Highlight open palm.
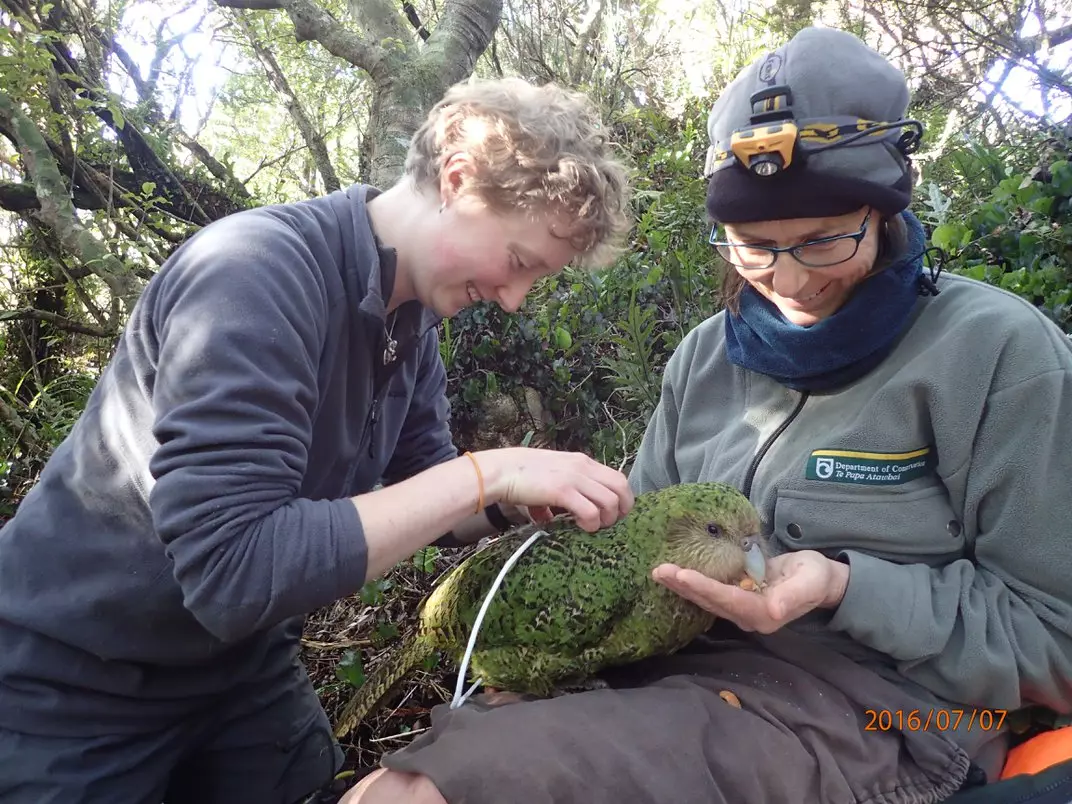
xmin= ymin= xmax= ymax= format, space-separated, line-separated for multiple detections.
xmin=652 ymin=549 xmax=849 ymax=634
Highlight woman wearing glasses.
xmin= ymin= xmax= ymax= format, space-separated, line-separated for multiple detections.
xmin=348 ymin=26 xmax=1072 ymax=804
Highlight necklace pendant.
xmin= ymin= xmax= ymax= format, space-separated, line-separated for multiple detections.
xmin=383 ymin=336 xmax=397 ymax=365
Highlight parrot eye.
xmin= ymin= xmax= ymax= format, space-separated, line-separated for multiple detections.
xmin=706 ymin=522 xmax=723 ymax=537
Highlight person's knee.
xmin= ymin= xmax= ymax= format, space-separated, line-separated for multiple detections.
xmin=340 ymin=768 xmax=447 ymax=804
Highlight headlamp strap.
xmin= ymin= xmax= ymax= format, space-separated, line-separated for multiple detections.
xmin=702 ymin=42 xmax=923 ymax=178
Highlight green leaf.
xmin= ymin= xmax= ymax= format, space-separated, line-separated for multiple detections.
xmin=358 ymin=578 xmax=391 ymax=605
xmin=1018 ymin=232 xmax=1041 ymax=260
xmin=107 ymin=100 xmax=125 ymax=130
xmin=1027 ymin=196 xmax=1054 ymax=215
xmin=412 ymin=546 xmax=438 ymax=574
xmin=931 ymin=222 xmax=970 ymax=253
xmin=141 ymin=182 xmax=156 ymax=196
xmin=375 ymin=622 xmax=400 ymax=642
xmin=553 ymin=326 xmax=572 ymax=350
xmin=1050 ymin=161 xmax=1072 ymax=197
xmin=335 ymin=649 xmax=366 ymax=689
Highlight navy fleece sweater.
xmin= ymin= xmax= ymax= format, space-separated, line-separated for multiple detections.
xmin=0 ymin=184 xmax=455 ymax=732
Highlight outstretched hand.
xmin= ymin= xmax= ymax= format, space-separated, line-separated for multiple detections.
xmin=478 ymin=448 xmax=634 ymax=532
xmin=652 ymin=550 xmax=850 ymax=633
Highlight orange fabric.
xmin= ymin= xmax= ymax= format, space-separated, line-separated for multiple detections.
xmin=1001 ymin=727 xmax=1072 ymax=780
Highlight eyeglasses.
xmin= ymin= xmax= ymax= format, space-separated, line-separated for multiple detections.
xmin=709 ymin=210 xmax=872 ymax=270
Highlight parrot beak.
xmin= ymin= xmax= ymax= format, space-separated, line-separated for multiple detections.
xmin=742 ymin=539 xmax=767 ymax=587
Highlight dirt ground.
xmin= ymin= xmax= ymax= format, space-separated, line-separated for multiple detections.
xmin=299 ymin=548 xmax=473 ymax=773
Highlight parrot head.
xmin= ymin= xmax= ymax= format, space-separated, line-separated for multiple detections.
xmin=651 ymin=482 xmax=768 ymax=587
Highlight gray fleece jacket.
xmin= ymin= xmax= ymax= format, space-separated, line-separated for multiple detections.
xmin=629 ymin=272 xmax=1072 ymax=765
xmin=0 ymin=184 xmax=456 ymax=734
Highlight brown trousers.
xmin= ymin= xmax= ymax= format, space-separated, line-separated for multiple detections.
xmin=383 ymin=629 xmax=975 ymax=804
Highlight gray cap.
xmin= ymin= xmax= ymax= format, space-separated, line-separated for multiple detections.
xmin=705 ymin=27 xmax=918 ymax=223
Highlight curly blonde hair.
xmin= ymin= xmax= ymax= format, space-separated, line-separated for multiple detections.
xmin=405 ymin=77 xmax=632 ymax=268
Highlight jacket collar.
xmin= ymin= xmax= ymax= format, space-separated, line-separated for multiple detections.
xmin=340 ymin=183 xmax=442 ymax=350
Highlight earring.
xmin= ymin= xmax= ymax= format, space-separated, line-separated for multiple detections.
xmin=439 ymin=203 xmax=445 ymax=214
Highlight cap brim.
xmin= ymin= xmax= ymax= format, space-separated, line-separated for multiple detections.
xmin=706 ymin=162 xmax=912 ymax=224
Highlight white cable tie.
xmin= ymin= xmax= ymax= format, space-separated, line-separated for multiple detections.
xmin=450 ymin=529 xmax=548 ymax=709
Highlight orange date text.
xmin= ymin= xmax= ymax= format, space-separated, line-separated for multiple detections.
xmin=863 ymin=708 xmax=1007 ymax=732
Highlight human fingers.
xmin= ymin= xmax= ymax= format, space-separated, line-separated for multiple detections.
xmin=764 ymin=552 xmax=836 ymax=617
xmin=574 ymin=456 xmax=635 ymax=517
xmin=553 ymin=468 xmax=640 ymax=530
xmin=552 ymin=474 xmax=637 ymax=531
xmin=568 ymin=471 xmax=631 ymax=529
xmin=482 ymin=448 xmax=632 ymax=527
xmin=654 ymin=554 xmax=829 ymax=632
xmin=552 ymin=486 xmax=603 ymax=531
xmin=538 ymin=451 xmax=632 ymax=515
xmin=652 ymin=565 xmax=778 ymax=631
xmin=525 ymin=505 xmax=555 ymax=524
xmin=651 ymin=564 xmax=735 ymax=618
xmin=526 ymin=449 xmax=633 ymax=519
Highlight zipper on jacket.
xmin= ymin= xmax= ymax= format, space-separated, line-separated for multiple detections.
xmin=367 ymin=403 xmax=380 ymax=459
xmin=742 ymin=391 xmax=810 ymax=499
xmin=361 ymin=306 xmax=438 ymax=462
xmin=363 ymin=383 xmax=393 ymax=461
xmin=363 ymin=338 xmax=419 ymax=460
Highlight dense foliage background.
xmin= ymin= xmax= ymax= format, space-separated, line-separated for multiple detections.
xmin=2 ymin=0 xmax=1070 ymax=775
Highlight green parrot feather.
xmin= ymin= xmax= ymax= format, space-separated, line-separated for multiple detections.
xmin=334 ymin=481 xmax=765 ymax=738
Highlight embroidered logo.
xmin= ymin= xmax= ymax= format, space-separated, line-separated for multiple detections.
xmin=758 ymin=53 xmax=783 ymax=84
xmin=806 ymin=447 xmax=936 ymax=485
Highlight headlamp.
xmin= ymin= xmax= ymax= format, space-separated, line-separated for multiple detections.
xmin=704 ymin=85 xmax=924 ymax=180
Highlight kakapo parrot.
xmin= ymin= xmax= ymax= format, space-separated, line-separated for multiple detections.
xmin=333 ymin=481 xmax=767 ymax=738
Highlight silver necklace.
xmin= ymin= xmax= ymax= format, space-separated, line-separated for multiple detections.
xmin=383 ymin=312 xmax=399 ymax=365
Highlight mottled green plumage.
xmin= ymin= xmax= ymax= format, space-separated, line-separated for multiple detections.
xmin=334 ymin=482 xmax=764 ymax=738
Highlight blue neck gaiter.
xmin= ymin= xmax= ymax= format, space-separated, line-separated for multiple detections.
xmin=724 ymin=210 xmax=932 ymax=392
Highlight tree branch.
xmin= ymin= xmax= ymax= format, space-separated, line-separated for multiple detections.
xmin=108 ymin=31 xmax=153 ymax=100
xmin=2 ymin=110 xmax=242 ymax=225
xmin=83 ymin=25 xmax=255 ymax=204
xmin=234 ymin=13 xmax=341 ymax=192
xmin=489 ymin=34 xmax=504 ymax=76
xmin=242 ymin=142 xmax=308 ymax=185
xmin=214 ymin=0 xmax=282 ymax=8
xmin=175 ymin=133 xmax=254 ymax=199
xmin=402 ymin=1 xmax=431 ymax=41
xmin=569 ymin=0 xmax=606 ymax=87
xmin=217 ymin=0 xmax=390 ymax=79
xmin=0 ymin=181 xmax=102 ymax=212
xmin=1011 ymin=22 xmax=1072 ymax=57
xmin=0 ymin=308 xmax=116 ymax=337
xmin=0 ymin=395 xmax=42 ymax=452
xmin=0 ymin=91 xmax=143 ymax=314
xmin=27 ymin=218 xmax=116 ymax=328
xmin=42 ymin=36 xmax=211 ymax=226
xmin=421 ymin=0 xmax=503 ymax=85
xmin=0 ymin=161 xmax=238 ymax=227
xmin=346 ymin=0 xmax=413 ymax=51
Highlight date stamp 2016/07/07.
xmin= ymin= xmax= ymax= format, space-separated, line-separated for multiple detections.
xmin=864 ymin=708 xmax=1008 ymax=733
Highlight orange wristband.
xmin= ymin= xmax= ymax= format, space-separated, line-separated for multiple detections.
xmin=464 ymin=451 xmax=484 ymax=515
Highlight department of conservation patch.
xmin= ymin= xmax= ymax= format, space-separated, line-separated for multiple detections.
xmin=805 ymin=446 xmax=936 ymax=485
